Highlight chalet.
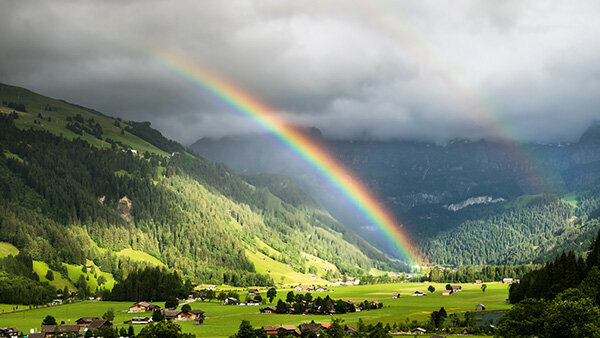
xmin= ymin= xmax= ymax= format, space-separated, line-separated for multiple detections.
xmin=41 ymin=324 xmax=81 ymax=336
xmin=392 ymin=293 xmax=400 ymax=298
xmin=503 ymin=278 xmax=514 ymax=284
xmin=262 ymin=325 xmax=299 ymax=336
xmin=451 ymin=285 xmax=462 ymax=292
xmin=295 ymin=285 xmax=314 ymax=292
xmin=476 ymin=304 xmax=486 ymax=311
xmin=51 ymin=299 xmax=63 ymax=306
xmin=131 ymin=317 xmax=151 ymax=324
xmin=244 ymin=299 xmax=260 ymax=306
xmin=248 ymin=288 xmax=260 ymax=296
xmin=75 ymin=317 xmax=102 ymax=327
xmin=299 ymin=322 xmax=330 ymax=333
xmin=412 ymin=291 xmax=425 ymax=296
xmin=128 ymin=301 xmax=160 ymax=313
xmin=0 ymin=327 xmax=19 ymax=338
xmin=260 ymin=306 xmax=276 ymax=314
xmin=315 ymin=287 xmax=329 ymax=292
xmin=474 ymin=280 xmax=482 ymax=284
xmin=181 ymin=309 xmax=205 ymax=321
xmin=88 ymin=319 xmax=112 ymax=331
xmin=200 ymin=285 xmax=216 ymax=290
xmin=442 ymin=290 xmax=452 ymax=296
xmin=411 ymin=327 xmax=427 ymax=335
xmin=223 ymin=297 xmax=239 ymax=305
xmin=162 ymin=309 xmax=183 ymax=321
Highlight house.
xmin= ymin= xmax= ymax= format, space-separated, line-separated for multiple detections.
xmin=27 ymin=333 xmax=44 ymax=338
xmin=392 ymin=293 xmax=400 ymax=298
xmin=75 ymin=317 xmax=102 ymax=327
xmin=315 ymin=287 xmax=329 ymax=292
xmin=503 ymin=278 xmax=514 ymax=284
xmin=0 ymin=327 xmax=19 ymax=338
xmin=260 ymin=306 xmax=276 ymax=314
xmin=474 ymin=280 xmax=482 ymax=284
xmin=262 ymin=325 xmax=299 ymax=336
xmin=295 ymin=285 xmax=315 ymax=292
xmin=451 ymin=285 xmax=462 ymax=292
xmin=131 ymin=317 xmax=151 ymax=324
xmin=181 ymin=310 xmax=205 ymax=321
xmin=442 ymin=290 xmax=452 ymax=296
xmin=162 ymin=309 xmax=183 ymax=321
xmin=128 ymin=301 xmax=160 ymax=313
xmin=88 ymin=319 xmax=112 ymax=331
xmin=412 ymin=291 xmax=425 ymax=296
xmin=248 ymin=288 xmax=260 ymax=296
xmin=200 ymin=285 xmax=216 ymax=290
xmin=223 ymin=297 xmax=239 ymax=305
xmin=41 ymin=324 xmax=81 ymax=336
xmin=411 ymin=327 xmax=427 ymax=335
xmin=299 ymin=322 xmax=329 ymax=333
xmin=51 ymin=299 xmax=63 ymax=306
xmin=476 ymin=304 xmax=486 ymax=311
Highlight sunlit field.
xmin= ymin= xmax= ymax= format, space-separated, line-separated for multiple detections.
xmin=0 ymin=282 xmax=510 ymax=337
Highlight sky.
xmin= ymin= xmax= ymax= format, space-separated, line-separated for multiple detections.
xmin=1 ymin=1 xmax=599 ymax=144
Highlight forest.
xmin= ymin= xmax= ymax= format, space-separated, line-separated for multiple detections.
xmin=0 ymin=109 xmax=396 ymax=295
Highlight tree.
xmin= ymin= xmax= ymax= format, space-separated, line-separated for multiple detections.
xmin=217 ymin=292 xmax=226 ymax=302
xmin=325 ymin=319 xmax=345 ymax=338
xmin=275 ymin=299 xmax=289 ymax=314
xmin=45 ymin=270 xmax=54 ymax=281
xmin=128 ymin=325 xmax=135 ymax=338
xmin=165 ymin=296 xmax=179 ymax=309
xmin=181 ymin=304 xmax=191 ymax=312
xmin=151 ymin=309 xmax=164 ymax=322
xmin=231 ymin=320 xmax=256 ymax=338
xmin=267 ymin=287 xmax=277 ymax=303
xmin=481 ymin=284 xmax=487 ymax=293
xmin=286 ymin=291 xmax=294 ymax=303
xmin=137 ymin=321 xmax=194 ymax=338
xmin=445 ymin=283 xmax=452 ymax=290
xmin=102 ymin=307 xmax=115 ymax=321
xmin=119 ymin=327 xmax=127 ymax=336
xmin=428 ymin=285 xmax=435 ymax=293
xmin=42 ymin=315 xmax=57 ymax=326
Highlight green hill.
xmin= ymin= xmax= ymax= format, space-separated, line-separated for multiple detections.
xmin=0 ymin=83 xmax=401 ymax=303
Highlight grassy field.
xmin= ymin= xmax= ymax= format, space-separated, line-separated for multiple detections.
xmin=115 ymin=248 xmax=165 ymax=267
xmin=245 ymin=248 xmax=329 ymax=285
xmin=0 ymin=83 xmax=169 ymax=157
xmin=33 ymin=261 xmax=74 ymax=291
xmin=0 ymin=282 xmax=510 ymax=337
xmin=0 ymin=242 xmax=19 ymax=258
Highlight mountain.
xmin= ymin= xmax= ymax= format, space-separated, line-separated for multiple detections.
xmin=190 ymin=124 xmax=600 ymax=264
xmin=0 ymin=83 xmax=403 ymax=300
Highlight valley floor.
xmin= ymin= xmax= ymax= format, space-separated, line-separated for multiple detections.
xmin=0 ymin=282 xmax=510 ymax=337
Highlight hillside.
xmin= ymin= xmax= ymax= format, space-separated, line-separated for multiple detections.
xmin=0 ymin=83 xmax=402 ymax=302
xmin=191 ymin=124 xmax=600 ymax=264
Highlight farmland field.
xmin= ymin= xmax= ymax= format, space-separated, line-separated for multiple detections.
xmin=0 ymin=282 xmax=510 ymax=337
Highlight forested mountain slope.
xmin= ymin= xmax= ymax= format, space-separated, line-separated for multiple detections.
xmin=0 ymin=83 xmax=401 ymax=295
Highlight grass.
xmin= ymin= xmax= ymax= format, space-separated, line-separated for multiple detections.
xmin=64 ymin=261 xmax=116 ymax=292
xmin=0 ymin=83 xmax=168 ymax=157
xmin=33 ymin=261 xmax=74 ymax=291
xmin=0 ymin=282 xmax=509 ymax=337
xmin=175 ymin=282 xmax=511 ymax=337
xmin=115 ymin=248 xmax=165 ymax=267
xmin=0 ymin=242 xmax=19 ymax=258
xmin=245 ymin=248 xmax=329 ymax=285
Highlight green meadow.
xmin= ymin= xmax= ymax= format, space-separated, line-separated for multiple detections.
xmin=0 ymin=282 xmax=510 ymax=337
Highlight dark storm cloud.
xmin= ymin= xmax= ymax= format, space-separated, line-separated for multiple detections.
xmin=1 ymin=0 xmax=599 ymax=144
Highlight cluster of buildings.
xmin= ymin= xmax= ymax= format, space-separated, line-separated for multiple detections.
xmin=127 ymin=301 xmax=205 ymax=324
xmin=262 ymin=322 xmax=355 ymax=336
xmin=21 ymin=317 xmax=112 ymax=338
xmin=293 ymin=285 xmax=329 ymax=292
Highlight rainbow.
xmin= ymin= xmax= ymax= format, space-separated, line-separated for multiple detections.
xmin=153 ymin=51 xmax=422 ymax=266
